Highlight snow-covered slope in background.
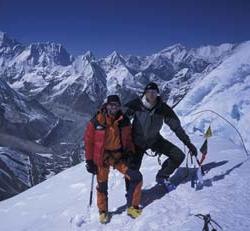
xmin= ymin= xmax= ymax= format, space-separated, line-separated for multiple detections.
xmin=0 ymin=135 xmax=249 ymax=231
xmin=177 ymin=41 xmax=250 ymax=150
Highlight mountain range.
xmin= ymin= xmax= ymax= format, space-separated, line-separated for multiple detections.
xmin=0 ymin=31 xmax=249 ymax=200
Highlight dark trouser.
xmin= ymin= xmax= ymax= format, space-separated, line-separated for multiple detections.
xmin=126 ymin=135 xmax=185 ymax=190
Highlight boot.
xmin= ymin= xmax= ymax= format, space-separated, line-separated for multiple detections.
xmin=127 ymin=206 xmax=142 ymax=218
xmin=99 ymin=212 xmax=109 ymax=224
xmin=156 ymin=175 xmax=176 ymax=192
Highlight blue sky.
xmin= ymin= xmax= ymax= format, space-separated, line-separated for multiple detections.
xmin=0 ymin=0 xmax=250 ymax=57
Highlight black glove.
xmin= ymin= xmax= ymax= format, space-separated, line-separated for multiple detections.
xmin=187 ymin=142 xmax=198 ymax=157
xmin=85 ymin=160 xmax=97 ymax=174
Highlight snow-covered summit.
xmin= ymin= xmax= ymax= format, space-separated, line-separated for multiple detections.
xmin=0 ymin=31 xmax=24 ymax=61
xmin=104 ymin=51 xmax=126 ymax=66
xmin=22 ymin=42 xmax=73 ymax=67
xmin=158 ymin=43 xmax=187 ymax=62
xmin=0 ymin=31 xmax=18 ymax=47
xmin=0 ymin=134 xmax=249 ymax=231
xmin=82 ymin=50 xmax=95 ymax=62
xmin=191 ymin=43 xmax=235 ymax=62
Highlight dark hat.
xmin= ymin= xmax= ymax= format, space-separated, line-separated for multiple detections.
xmin=144 ymin=82 xmax=159 ymax=93
xmin=107 ymin=95 xmax=121 ymax=105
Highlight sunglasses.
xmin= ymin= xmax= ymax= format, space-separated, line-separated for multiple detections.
xmin=145 ymin=89 xmax=158 ymax=95
xmin=108 ymin=102 xmax=120 ymax=107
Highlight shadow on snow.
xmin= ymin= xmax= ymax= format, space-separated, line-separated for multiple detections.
xmin=110 ymin=160 xmax=244 ymax=216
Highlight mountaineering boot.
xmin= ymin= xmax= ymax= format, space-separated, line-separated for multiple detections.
xmin=127 ymin=206 xmax=142 ymax=218
xmin=99 ymin=212 xmax=109 ymax=224
xmin=156 ymin=176 xmax=176 ymax=192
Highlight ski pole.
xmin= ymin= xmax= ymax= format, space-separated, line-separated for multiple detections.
xmin=194 ymin=155 xmax=204 ymax=189
xmin=195 ymin=155 xmax=205 ymax=175
xmin=194 ymin=156 xmax=201 ymax=166
xmin=89 ymin=174 xmax=95 ymax=207
xmin=190 ymin=155 xmax=196 ymax=188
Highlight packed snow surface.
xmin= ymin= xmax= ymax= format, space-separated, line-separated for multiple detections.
xmin=0 ymin=134 xmax=249 ymax=231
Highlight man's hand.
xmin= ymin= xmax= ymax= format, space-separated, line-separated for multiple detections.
xmin=187 ymin=142 xmax=198 ymax=157
xmin=85 ymin=160 xmax=97 ymax=174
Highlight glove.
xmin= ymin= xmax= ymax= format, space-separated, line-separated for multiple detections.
xmin=187 ymin=142 xmax=198 ymax=157
xmin=85 ymin=159 xmax=97 ymax=174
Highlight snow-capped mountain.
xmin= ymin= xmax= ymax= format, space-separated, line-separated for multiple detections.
xmin=1 ymin=30 xmax=249 ymax=202
xmin=0 ymin=31 xmax=235 ymax=115
xmin=0 ymin=32 xmax=24 ymax=61
xmin=0 ymin=33 xmax=107 ymax=115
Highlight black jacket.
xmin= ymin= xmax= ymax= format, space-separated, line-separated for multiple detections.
xmin=125 ymin=97 xmax=190 ymax=148
xmin=0 ymin=105 xmax=5 ymax=128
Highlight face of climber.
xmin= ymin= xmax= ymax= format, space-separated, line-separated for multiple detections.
xmin=145 ymin=89 xmax=158 ymax=104
xmin=106 ymin=102 xmax=120 ymax=116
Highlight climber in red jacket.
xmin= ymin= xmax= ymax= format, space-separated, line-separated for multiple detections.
xmin=84 ymin=95 xmax=142 ymax=224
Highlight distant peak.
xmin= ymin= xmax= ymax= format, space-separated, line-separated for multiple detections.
xmin=193 ymin=43 xmax=235 ymax=60
xmin=29 ymin=42 xmax=63 ymax=49
xmin=28 ymin=42 xmax=71 ymax=57
xmin=83 ymin=50 xmax=95 ymax=61
xmin=110 ymin=50 xmax=119 ymax=56
xmin=160 ymin=43 xmax=186 ymax=53
xmin=0 ymin=31 xmax=6 ymax=40
xmin=27 ymin=42 xmax=72 ymax=66
xmin=169 ymin=43 xmax=185 ymax=49
xmin=107 ymin=51 xmax=121 ymax=59
xmin=0 ymin=31 xmax=19 ymax=47
xmin=197 ymin=43 xmax=234 ymax=51
xmin=84 ymin=50 xmax=93 ymax=56
xmin=105 ymin=51 xmax=125 ymax=64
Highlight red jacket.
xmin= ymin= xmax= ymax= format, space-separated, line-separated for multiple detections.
xmin=84 ymin=110 xmax=135 ymax=166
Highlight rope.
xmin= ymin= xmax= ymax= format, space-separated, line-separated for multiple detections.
xmin=190 ymin=110 xmax=249 ymax=158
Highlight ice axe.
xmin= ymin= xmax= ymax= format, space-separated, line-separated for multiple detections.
xmin=89 ymin=173 xmax=95 ymax=207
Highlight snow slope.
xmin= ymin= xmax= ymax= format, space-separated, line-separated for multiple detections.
xmin=0 ymin=134 xmax=249 ymax=231
xmin=177 ymin=41 xmax=250 ymax=151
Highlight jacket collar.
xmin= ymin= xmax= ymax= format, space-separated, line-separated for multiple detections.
xmin=96 ymin=110 xmax=123 ymax=127
xmin=140 ymin=96 xmax=162 ymax=112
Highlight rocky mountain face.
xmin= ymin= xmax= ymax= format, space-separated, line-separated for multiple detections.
xmin=0 ymin=76 xmax=86 ymax=200
xmin=0 ymin=31 xmax=241 ymax=200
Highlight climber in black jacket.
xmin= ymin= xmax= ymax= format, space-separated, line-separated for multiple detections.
xmin=124 ymin=82 xmax=197 ymax=186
